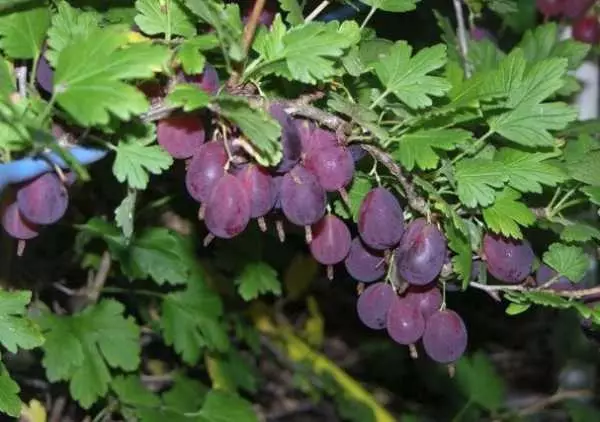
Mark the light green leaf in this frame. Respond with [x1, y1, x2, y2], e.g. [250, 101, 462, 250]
[327, 93, 388, 143]
[112, 375, 161, 407]
[198, 390, 259, 422]
[115, 189, 137, 239]
[176, 34, 219, 75]
[561, 223, 600, 244]
[235, 262, 282, 301]
[506, 302, 530, 315]
[543, 243, 589, 283]
[495, 147, 567, 193]
[582, 186, 600, 206]
[0, 6, 50, 59]
[468, 38, 505, 73]
[112, 123, 173, 189]
[215, 95, 281, 166]
[277, 0, 303, 25]
[161, 283, 228, 364]
[134, 0, 196, 38]
[252, 18, 360, 84]
[0, 363, 21, 417]
[332, 172, 372, 221]
[0, 290, 44, 354]
[165, 83, 211, 112]
[482, 188, 536, 239]
[0, 55, 15, 99]
[37, 300, 141, 409]
[374, 41, 450, 109]
[358, 0, 420, 12]
[393, 128, 471, 171]
[506, 57, 568, 107]
[445, 220, 472, 289]
[456, 352, 505, 412]
[565, 151, 600, 187]
[46, 1, 99, 66]
[489, 102, 577, 147]
[454, 158, 508, 208]
[54, 27, 170, 126]
[206, 350, 258, 394]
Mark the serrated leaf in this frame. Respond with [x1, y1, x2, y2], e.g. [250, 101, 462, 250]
[454, 158, 508, 208]
[46, 1, 99, 66]
[332, 172, 372, 221]
[0, 6, 50, 59]
[520, 291, 571, 308]
[495, 147, 567, 193]
[134, 0, 196, 38]
[445, 220, 472, 289]
[489, 102, 577, 147]
[358, 0, 420, 12]
[482, 188, 536, 239]
[113, 127, 173, 189]
[277, 0, 303, 25]
[161, 283, 228, 364]
[543, 243, 589, 283]
[215, 96, 281, 166]
[176, 34, 219, 75]
[565, 151, 600, 187]
[506, 302, 530, 315]
[393, 128, 471, 171]
[506, 57, 568, 107]
[123, 228, 192, 285]
[582, 186, 600, 205]
[54, 27, 170, 126]
[198, 390, 258, 422]
[0, 55, 14, 99]
[374, 41, 450, 109]
[456, 352, 505, 412]
[468, 38, 505, 73]
[327, 93, 388, 143]
[37, 300, 141, 409]
[0, 290, 44, 354]
[235, 262, 281, 301]
[112, 375, 161, 407]
[561, 223, 600, 243]
[166, 83, 211, 112]
[115, 189, 137, 239]
[0, 363, 21, 417]
[252, 18, 360, 84]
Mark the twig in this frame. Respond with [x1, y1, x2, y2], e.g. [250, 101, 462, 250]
[470, 281, 600, 299]
[452, 0, 471, 78]
[15, 66, 27, 99]
[49, 396, 67, 422]
[87, 251, 111, 304]
[516, 389, 592, 417]
[242, 0, 267, 56]
[305, 0, 330, 22]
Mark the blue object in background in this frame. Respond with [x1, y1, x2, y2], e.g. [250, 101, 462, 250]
[0, 1, 365, 195]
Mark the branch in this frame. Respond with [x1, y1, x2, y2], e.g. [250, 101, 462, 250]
[452, 0, 472, 78]
[470, 281, 600, 299]
[242, 0, 267, 56]
[516, 389, 592, 417]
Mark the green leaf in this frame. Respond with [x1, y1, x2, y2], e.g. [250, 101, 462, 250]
[46, 1, 99, 66]
[206, 351, 258, 394]
[112, 123, 173, 189]
[0, 55, 14, 99]
[0, 363, 21, 417]
[495, 147, 567, 193]
[0, 6, 50, 59]
[332, 172, 372, 222]
[565, 150, 600, 187]
[252, 18, 360, 84]
[112, 375, 161, 407]
[582, 186, 600, 206]
[561, 223, 600, 243]
[506, 302, 530, 315]
[123, 228, 193, 285]
[327, 93, 388, 143]
[235, 262, 282, 301]
[445, 220, 472, 289]
[456, 352, 505, 412]
[505, 57, 568, 107]
[393, 128, 471, 171]
[161, 283, 228, 364]
[489, 102, 577, 147]
[482, 188, 536, 239]
[358, 0, 420, 12]
[373, 41, 450, 109]
[115, 189, 137, 239]
[198, 390, 258, 422]
[215, 95, 282, 166]
[54, 27, 170, 126]
[468, 38, 505, 73]
[37, 300, 141, 408]
[176, 34, 219, 75]
[277, 0, 303, 25]
[134, 0, 196, 38]
[543, 243, 589, 283]
[454, 158, 508, 208]
[184, 0, 243, 60]
[165, 83, 211, 112]
[0, 290, 44, 353]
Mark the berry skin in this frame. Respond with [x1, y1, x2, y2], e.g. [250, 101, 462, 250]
[572, 16, 600, 45]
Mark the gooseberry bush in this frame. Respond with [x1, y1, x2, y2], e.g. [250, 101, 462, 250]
[1, 0, 600, 420]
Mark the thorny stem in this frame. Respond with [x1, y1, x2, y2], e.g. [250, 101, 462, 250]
[452, 0, 472, 78]
[360, 5, 377, 30]
[242, 0, 267, 56]
[470, 281, 600, 299]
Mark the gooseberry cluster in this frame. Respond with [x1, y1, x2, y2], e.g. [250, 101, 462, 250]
[536, 0, 600, 44]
